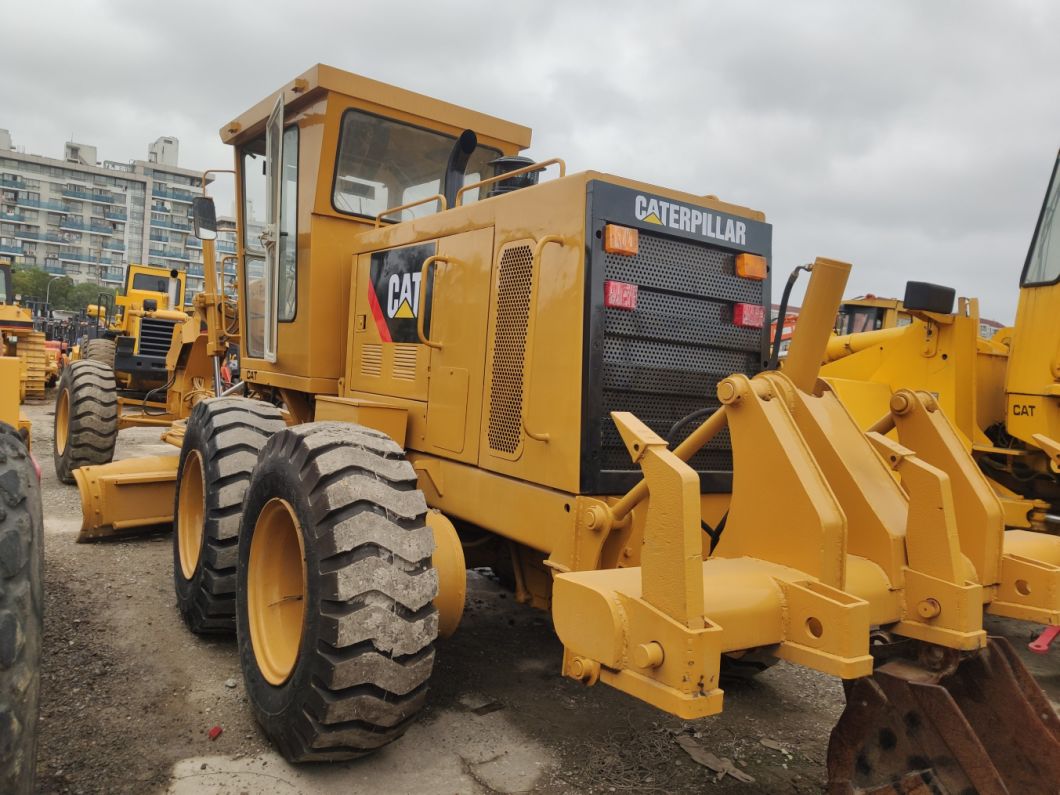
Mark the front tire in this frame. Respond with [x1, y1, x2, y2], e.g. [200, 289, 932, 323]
[173, 397, 286, 634]
[52, 360, 118, 484]
[237, 422, 438, 761]
[0, 424, 44, 794]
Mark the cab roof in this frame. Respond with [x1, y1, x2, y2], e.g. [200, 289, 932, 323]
[220, 64, 532, 152]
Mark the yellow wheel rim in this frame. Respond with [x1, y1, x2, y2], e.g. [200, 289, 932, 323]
[56, 389, 70, 455]
[248, 498, 306, 686]
[177, 451, 206, 580]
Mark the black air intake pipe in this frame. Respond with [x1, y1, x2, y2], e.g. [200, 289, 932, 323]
[443, 129, 478, 208]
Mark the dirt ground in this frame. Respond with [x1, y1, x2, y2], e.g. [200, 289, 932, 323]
[22, 398, 1060, 794]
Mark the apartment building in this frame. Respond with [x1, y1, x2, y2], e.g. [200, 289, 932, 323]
[0, 130, 234, 303]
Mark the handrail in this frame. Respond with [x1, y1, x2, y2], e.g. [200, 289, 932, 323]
[417, 255, 460, 349]
[521, 235, 569, 442]
[375, 194, 448, 228]
[455, 158, 566, 207]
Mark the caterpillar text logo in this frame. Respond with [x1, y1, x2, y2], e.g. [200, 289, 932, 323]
[387, 272, 422, 319]
[634, 194, 747, 245]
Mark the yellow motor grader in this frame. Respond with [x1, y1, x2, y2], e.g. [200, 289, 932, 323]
[69, 66, 1060, 790]
[53, 230, 238, 525]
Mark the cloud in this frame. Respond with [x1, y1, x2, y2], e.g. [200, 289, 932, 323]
[2, 0, 1056, 320]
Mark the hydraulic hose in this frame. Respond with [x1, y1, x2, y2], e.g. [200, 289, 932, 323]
[768, 264, 812, 370]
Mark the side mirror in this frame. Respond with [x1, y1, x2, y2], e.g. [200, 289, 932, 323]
[192, 196, 218, 241]
[903, 281, 955, 314]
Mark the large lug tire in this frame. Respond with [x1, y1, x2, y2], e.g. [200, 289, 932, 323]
[237, 422, 438, 762]
[173, 397, 286, 634]
[82, 338, 115, 369]
[52, 360, 119, 484]
[0, 424, 44, 794]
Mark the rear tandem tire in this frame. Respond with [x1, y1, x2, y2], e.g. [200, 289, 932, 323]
[82, 338, 116, 369]
[172, 397, 287, 635]
[52, 360, 118, 484]
[236, 422, 438, 761]
[0, 424, 44, 794]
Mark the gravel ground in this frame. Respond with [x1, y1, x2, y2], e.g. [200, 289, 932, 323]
[21, 398, 1060, 794]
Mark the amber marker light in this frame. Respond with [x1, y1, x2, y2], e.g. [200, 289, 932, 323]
[604, 224, 639, 256]
[735, 253, 767, 280]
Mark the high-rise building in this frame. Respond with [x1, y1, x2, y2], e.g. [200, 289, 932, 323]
[0, 131, 234, 302]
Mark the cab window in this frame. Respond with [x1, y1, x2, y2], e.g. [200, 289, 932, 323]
[277, 126, 298, 322]
[242, 137, 267, 358]
[131, 273, 169, 293]
[837, 306, 882, 335]
[1022, 160, 1060, 286]
[331, 109, 501, 221]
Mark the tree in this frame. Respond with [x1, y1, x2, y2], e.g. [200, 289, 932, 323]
[11, 267, 119, 313]
[11, 268, 57, 302]
[67, 283, 117, 313]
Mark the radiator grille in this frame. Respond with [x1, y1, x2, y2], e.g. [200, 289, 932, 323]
[599, 232, 763, 474]
[488, 244, 534, 454]
[137, 317, 177, 359]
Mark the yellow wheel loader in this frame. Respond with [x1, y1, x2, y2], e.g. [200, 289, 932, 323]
[53, 263, 190, 484]
[74, 66, 1060, 789]
[820, 151, 1060, 542]
[835, 294, 912, 334]
[81, 263, 189, 388]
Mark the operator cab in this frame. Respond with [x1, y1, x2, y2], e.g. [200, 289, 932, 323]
[214, 64, 530, 383]
[835, 296, 912, 334]
[1021, 150, 1059, 289]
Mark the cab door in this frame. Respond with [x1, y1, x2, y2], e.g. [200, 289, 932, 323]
[422, 228, 495, 458]
[349, 228, 494, 463]
[261, 95, 284, 363]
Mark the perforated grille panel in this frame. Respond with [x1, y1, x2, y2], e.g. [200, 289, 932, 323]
[598, 231, 764, 476]
[488, 244, 535, 454]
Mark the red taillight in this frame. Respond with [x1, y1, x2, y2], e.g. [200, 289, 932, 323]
[604, 280, 638, 311]
[733, 303, 764, 328]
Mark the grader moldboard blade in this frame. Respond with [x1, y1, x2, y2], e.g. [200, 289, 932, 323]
[827, 636, 1060, 794]
[73, 454, 178, 541]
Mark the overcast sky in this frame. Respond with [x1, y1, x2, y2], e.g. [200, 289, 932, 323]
[4, 0, 1057, 321]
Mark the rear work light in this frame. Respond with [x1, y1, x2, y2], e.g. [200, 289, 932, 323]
[604, 280, 638, 311]
[733, 302, 764, 328]
[604, 224, 639, 256]
[735, 253, 767, 280]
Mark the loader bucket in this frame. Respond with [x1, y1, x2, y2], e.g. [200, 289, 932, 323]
[827, 636, 1060, 794]
[73, 454, 178, 541]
